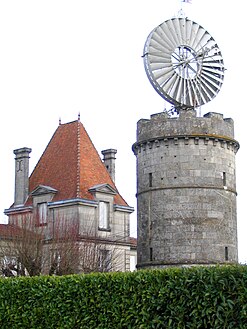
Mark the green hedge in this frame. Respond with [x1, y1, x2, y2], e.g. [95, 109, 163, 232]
[0, 266, 247, 328]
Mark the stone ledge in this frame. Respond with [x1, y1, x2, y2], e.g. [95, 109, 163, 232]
[137, 186, 237, 197]
[132, 134, 239, 155]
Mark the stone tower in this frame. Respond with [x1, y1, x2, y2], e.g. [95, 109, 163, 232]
[132, 109, 239, 269]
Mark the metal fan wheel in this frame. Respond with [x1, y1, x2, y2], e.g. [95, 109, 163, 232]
[143, 18, 225, 108]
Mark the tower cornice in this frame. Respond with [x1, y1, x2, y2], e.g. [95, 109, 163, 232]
[132, 134, 239, 155]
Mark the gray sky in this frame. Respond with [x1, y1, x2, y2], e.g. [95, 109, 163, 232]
[1, 0, 246, 262]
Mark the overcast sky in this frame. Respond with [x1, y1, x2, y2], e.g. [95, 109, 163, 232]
[1, 1, 246, 262]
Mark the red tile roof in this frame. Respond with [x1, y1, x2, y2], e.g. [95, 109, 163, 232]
[0, 224, 23, 238]
[27, 120, 128, 206]
[129, 237, 137, 248]
[0, 224, 34, 238]
[0, 224, 43, 241]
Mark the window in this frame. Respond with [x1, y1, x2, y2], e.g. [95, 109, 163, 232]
[38, 203, 47, 225]
[149, 173, 153, 187]
[98, 249, 112, 272]
[130, 255, 137, 272]
[99, 201, 109, 230]
[222, 172, 226, 187]
[225, 246, 229, 261]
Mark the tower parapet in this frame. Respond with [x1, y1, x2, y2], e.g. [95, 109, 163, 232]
[133, 110, 239, 269]
[135, 110, 236, 143]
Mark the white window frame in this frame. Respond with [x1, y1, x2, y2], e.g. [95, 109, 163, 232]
[98, 201, 109, 230]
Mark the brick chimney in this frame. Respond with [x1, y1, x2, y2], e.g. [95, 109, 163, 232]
[101, 149, 117, 183]
[14, 147, 32, 206]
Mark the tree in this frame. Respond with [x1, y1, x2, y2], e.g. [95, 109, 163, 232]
[48, 218, 123, 275]
[0, 215, 45, 277]
[0, 213, 126, 277]
[48, 218, 80, 276]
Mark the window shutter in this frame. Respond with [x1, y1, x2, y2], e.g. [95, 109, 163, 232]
[38, 203, 47, 225]
[99, 201, 109, 229]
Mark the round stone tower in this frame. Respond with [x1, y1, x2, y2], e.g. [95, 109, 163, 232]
[132, 109, 239, 269]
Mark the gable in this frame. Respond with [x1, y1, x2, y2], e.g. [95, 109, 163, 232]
[88, 184, 117, 196]
[31, 185, 58, 196]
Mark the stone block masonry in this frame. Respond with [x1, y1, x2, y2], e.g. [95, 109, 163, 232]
[132, 110, 239, 269]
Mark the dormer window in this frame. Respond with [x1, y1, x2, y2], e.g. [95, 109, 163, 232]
[99, 201, 109, 230]
[38, 202, 47, 225]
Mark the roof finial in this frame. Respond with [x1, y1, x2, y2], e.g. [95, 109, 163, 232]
[59, 117, 61, 125]
[78, 112, 80, 122]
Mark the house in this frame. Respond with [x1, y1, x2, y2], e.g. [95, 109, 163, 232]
[4, 117, 136, 274]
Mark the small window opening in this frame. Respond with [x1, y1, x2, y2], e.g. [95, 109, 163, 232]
[225, 246, 229, 261]
[150, 247, 153, 261]
[222, 172, 226, 187]
[149, 173, 153, 187]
